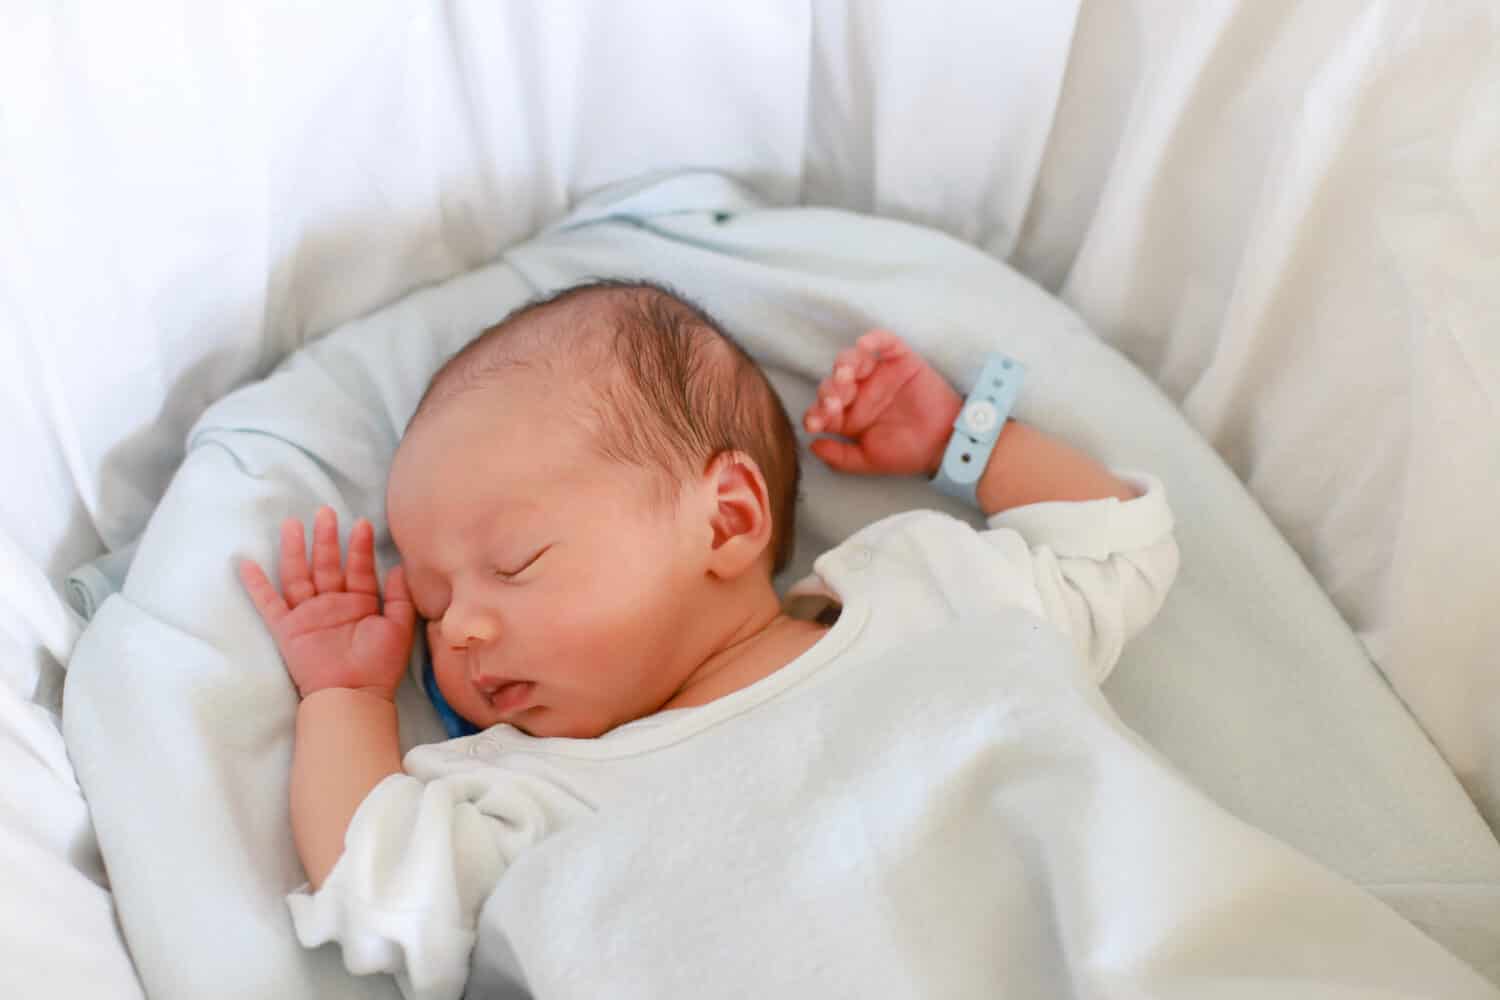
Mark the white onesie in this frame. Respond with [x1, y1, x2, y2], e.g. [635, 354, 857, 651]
[288, 473, 1180, 999]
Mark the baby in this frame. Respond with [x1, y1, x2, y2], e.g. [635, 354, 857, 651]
[240, 280, 1178, 999]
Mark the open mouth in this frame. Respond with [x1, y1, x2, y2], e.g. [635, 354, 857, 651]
[489, 680, 535, 714]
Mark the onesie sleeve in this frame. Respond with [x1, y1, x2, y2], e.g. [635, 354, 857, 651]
[285, 767, 586, 1000]
[981, 470, 1179, 683]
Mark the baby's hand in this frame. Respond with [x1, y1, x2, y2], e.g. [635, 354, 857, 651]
[803, 329, 962, 476]
[238, 507, 416, 702]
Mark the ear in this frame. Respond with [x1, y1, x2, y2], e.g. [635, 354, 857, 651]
[699, 450, 774, 580]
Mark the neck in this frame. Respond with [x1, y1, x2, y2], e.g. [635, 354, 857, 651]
[659, 576, 820, 712]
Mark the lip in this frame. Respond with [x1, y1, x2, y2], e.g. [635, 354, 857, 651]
[489, 680, 535, 714]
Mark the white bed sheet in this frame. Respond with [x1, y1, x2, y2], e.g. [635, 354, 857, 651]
[0, 637, 143, 999]
[3, 2, 1498, 996]
[1038, 0, 1500, 830]
[63, 174, 1500, 997]
[801, 0, 1500, 826]
[0, 6, 812, 998]
[0, 0, 811, 681]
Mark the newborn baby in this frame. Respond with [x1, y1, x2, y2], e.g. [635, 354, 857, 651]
[240, 280, 1178, 999]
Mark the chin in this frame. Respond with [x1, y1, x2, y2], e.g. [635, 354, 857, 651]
[525, 710, 615, 741]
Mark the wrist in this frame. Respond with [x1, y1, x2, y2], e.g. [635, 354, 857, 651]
[927, 354, 1026, 503]
[299, 685, 398, 708]
[295, 688, 402, 760]
[923, 395, 965, 478]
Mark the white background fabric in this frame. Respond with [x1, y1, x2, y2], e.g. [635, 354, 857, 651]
[1, 6, 812, 999]
[62, 178, 1500, 998]
[6, 1, 1495, 817]
[803, 0, 1500, 820]
[0, 651, 143, 1000]
[2, 2, 1498, 998]
[1031, 0, 1500, 827]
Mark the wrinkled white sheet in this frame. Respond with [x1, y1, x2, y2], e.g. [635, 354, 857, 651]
[0, 647, 144, 1000]
[66, 174, 1500, 998]
[0, 6, 814, 998]
[805, 0, 1500, 824]
[1041, 0, 1500, 831]
[9, 2, 1496, 827]
[4, 2, 1499, 997]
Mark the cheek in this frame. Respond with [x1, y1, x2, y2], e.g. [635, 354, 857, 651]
[525, 566, 678, 669]
[567, 550, 682, 624]
[430, 644, 470, 706]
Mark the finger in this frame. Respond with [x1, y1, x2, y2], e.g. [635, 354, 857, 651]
[833, 349, 859, 382]
[279, 517, 316, 607]
[817, 376, 846, 411]
[810, 437, 878, 475]
[802, 391, 828, 432]
[816, 386, 844, 435]
[825, 364, 859, 407]
[238, 559, 290, 626]
[311, 506, 345, 594]
[345, 518, 380, 596]
[834, 347, 874, 384]
[822, 370, 858, 407]
[382, 565, 416, 634]
[857, 328, 908, 359]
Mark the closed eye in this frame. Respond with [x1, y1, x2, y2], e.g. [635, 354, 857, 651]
[497, 545, 550, 579]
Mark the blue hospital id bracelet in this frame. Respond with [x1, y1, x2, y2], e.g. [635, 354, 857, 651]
[932, 353, 1026, 509]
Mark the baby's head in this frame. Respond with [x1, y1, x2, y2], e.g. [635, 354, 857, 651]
[387, 280, 801, 738]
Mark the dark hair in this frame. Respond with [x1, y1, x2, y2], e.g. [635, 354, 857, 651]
[410, 279, 801, 574]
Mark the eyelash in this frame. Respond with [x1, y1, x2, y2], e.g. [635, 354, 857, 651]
[417, 547, 548, 622]
[496, 545, 549, 579]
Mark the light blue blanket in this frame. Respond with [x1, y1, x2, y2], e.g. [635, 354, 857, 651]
[64, 173, 1500, 998]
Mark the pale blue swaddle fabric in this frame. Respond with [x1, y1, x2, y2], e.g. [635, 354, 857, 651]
[61, 173, 1500, 998]
[64, 542, 136, 621]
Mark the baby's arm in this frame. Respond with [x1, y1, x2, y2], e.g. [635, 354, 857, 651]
[290, 690, 403, 889]
[806, 331, 1176, 680]
[239, 507, 415, 889]
[804, 329, 1136, 515]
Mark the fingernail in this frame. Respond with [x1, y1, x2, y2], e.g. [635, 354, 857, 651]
[835, 366, 852, 382]
[808, 416, 823, 432]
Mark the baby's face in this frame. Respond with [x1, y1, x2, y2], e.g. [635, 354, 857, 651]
[387, 377, 709, 738]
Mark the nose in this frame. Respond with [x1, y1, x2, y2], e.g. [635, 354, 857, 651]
[438, 598, 499, 650]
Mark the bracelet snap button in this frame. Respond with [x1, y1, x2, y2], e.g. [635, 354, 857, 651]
[963, 400, 998, 434]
